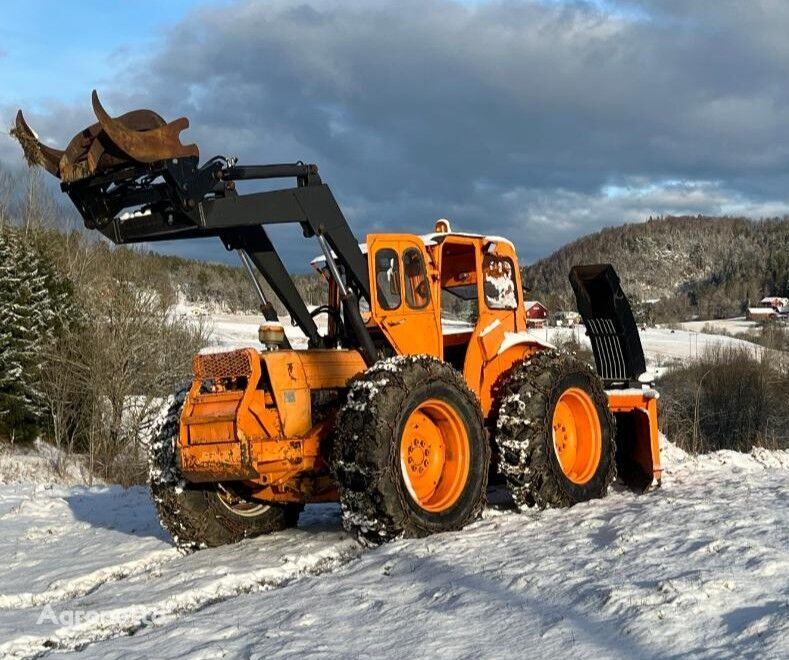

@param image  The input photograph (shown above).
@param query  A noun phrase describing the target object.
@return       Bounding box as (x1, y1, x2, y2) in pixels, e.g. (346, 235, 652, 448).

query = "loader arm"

(13, 91, 376, 354)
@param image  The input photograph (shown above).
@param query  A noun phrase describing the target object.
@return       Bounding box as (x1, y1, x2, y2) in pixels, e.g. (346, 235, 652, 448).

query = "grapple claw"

(11, 111, 64, 177)
(91, 90, 199, 165)
(12, 91, 200, 183)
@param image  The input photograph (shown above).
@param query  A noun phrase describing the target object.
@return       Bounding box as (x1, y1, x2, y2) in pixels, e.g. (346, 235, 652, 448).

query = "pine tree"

(0, 225, 72, 442)
(0, 227, 27, 439)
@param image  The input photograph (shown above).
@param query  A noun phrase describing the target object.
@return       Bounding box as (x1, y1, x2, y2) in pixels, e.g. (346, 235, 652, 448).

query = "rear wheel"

(332, 356, 490, 545)
(148, 388, 300, 551)
(494, 350, 616, 508)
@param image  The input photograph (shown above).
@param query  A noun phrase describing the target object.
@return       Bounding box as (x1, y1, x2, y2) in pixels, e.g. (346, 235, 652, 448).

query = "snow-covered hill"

(0, 438, 786, 658)
(521, 215, 789, 315)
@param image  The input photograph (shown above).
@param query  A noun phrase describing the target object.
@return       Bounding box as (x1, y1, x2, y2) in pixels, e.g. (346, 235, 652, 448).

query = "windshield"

(441, 284, 478, 323)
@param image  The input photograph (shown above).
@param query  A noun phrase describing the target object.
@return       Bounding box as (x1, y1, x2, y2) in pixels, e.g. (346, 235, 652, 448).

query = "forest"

(523, 215, 789, 321)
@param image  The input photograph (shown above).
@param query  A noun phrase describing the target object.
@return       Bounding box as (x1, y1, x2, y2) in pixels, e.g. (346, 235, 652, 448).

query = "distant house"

(759, 296, 789, 310)
(747, 307, 778, 321)
(524, 300, 548, 328)
(554, 310, 581, 328)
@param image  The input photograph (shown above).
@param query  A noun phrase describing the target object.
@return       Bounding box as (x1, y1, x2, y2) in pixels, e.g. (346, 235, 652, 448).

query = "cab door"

(367, 235, 441, 358)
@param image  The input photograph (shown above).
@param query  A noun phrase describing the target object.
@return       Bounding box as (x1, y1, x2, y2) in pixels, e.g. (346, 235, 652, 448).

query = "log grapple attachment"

(12, 90, 198, 183)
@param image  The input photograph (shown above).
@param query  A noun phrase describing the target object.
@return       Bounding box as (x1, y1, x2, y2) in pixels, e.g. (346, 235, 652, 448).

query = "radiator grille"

(194, 349, 253, 380)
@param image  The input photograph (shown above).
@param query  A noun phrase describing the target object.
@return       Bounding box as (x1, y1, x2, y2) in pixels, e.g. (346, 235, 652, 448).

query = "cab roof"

(310, 230, 514, 267)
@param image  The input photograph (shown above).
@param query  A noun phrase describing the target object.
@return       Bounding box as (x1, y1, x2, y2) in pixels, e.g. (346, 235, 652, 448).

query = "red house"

(747, 307, 778, 321)
(759, 296, 789, 310)
(524, 300, 548, 328)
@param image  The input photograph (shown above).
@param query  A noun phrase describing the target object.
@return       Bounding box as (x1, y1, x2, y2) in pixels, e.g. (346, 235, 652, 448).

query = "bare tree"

(64, 278, 205, 484)
(21, 168, 56, 237)
(40, 344, 88, 476)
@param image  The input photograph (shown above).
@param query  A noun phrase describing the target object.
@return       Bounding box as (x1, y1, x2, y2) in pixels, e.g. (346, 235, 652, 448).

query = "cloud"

(4, 0, 789, 267)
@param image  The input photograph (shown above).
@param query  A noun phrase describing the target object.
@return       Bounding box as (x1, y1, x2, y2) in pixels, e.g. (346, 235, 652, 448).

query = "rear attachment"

(569, 264, 646, 386)
(570, 264, 661, 489)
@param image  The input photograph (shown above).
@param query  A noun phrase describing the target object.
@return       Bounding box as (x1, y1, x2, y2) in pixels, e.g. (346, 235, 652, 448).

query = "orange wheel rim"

(399, 399, 470, 512)
(551, 387, 602, 485)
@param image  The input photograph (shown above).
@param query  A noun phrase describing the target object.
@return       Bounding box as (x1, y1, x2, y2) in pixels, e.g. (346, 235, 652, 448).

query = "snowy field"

(1, 311, 786, 658)
(680, 317, 760, 336)
(0, 439, 787, 658)
(200, 308, 764, 380)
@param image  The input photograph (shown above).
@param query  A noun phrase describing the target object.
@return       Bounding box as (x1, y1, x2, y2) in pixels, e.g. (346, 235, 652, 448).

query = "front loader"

(13, 93, 661, 548)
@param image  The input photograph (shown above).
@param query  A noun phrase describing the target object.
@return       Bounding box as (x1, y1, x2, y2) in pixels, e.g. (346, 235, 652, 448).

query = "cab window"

(374, 248, 402, 310)
(403, 248, 430, 309)
(482, 254, 517, 310)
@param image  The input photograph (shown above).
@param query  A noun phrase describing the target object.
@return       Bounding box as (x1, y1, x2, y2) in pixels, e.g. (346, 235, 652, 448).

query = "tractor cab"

(367, 220, 528, 357)
(365, 221, 536, 414)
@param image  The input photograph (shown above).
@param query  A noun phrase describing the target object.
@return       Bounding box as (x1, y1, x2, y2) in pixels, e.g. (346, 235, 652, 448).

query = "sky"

(2, 0, 789, 270)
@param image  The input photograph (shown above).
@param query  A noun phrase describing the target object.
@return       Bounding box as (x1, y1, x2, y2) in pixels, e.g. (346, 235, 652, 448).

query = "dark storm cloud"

(5, 1, 789, 267)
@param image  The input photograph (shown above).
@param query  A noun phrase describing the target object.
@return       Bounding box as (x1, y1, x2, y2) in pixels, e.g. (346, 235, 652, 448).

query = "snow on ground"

(0, 440, 92, 488)
(534, 325, 762, 379)
(0, 438, 786, 659)
(186, 308, 313, 352)
(3, 308, 778, 657)
(680, 317, 760, 336)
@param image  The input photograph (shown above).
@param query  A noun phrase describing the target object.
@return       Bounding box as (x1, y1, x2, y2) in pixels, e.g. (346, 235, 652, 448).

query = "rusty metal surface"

(180, 443, 259, 483)
(91, 90, 198, 165)
(59, 106, 168, 182)
(11, 111, 63, 176)
(194, 349, 255, 381)
(11, 90, 200, 182)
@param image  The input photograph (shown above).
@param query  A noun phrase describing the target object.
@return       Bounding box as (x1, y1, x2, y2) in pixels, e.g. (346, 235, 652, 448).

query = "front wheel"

(332, 356, 490, 545)
(494, 350, 616, 508)
(148, 388, 300, 551)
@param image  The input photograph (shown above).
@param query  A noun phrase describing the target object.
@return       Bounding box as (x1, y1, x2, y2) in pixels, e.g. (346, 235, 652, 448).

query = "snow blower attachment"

(570, 264, 661, 491)
(13, 92, 661, 549)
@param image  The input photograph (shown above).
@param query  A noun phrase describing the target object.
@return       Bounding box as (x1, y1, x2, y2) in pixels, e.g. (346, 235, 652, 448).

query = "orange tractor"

(14, 94, 661, 547)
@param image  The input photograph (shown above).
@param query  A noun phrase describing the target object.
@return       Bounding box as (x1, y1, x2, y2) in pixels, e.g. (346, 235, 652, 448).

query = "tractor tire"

(494, 350, 616, 508)
(148, 388, 300, 551)
(332, 355, 490, 545)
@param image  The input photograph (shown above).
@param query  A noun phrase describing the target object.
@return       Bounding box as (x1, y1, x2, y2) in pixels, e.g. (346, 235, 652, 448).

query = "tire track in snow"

(0, 538, 363, 659)
(0, 549, 180, 609)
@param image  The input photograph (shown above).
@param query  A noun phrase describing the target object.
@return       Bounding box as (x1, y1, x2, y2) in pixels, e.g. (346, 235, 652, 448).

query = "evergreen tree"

(0, 226, 72, 442)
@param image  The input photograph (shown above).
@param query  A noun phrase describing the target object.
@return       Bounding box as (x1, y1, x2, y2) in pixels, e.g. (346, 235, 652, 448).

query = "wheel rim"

(399, 398, 470, 512)
(551, 387, 602, 485)
(215, 484, 270, 518)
